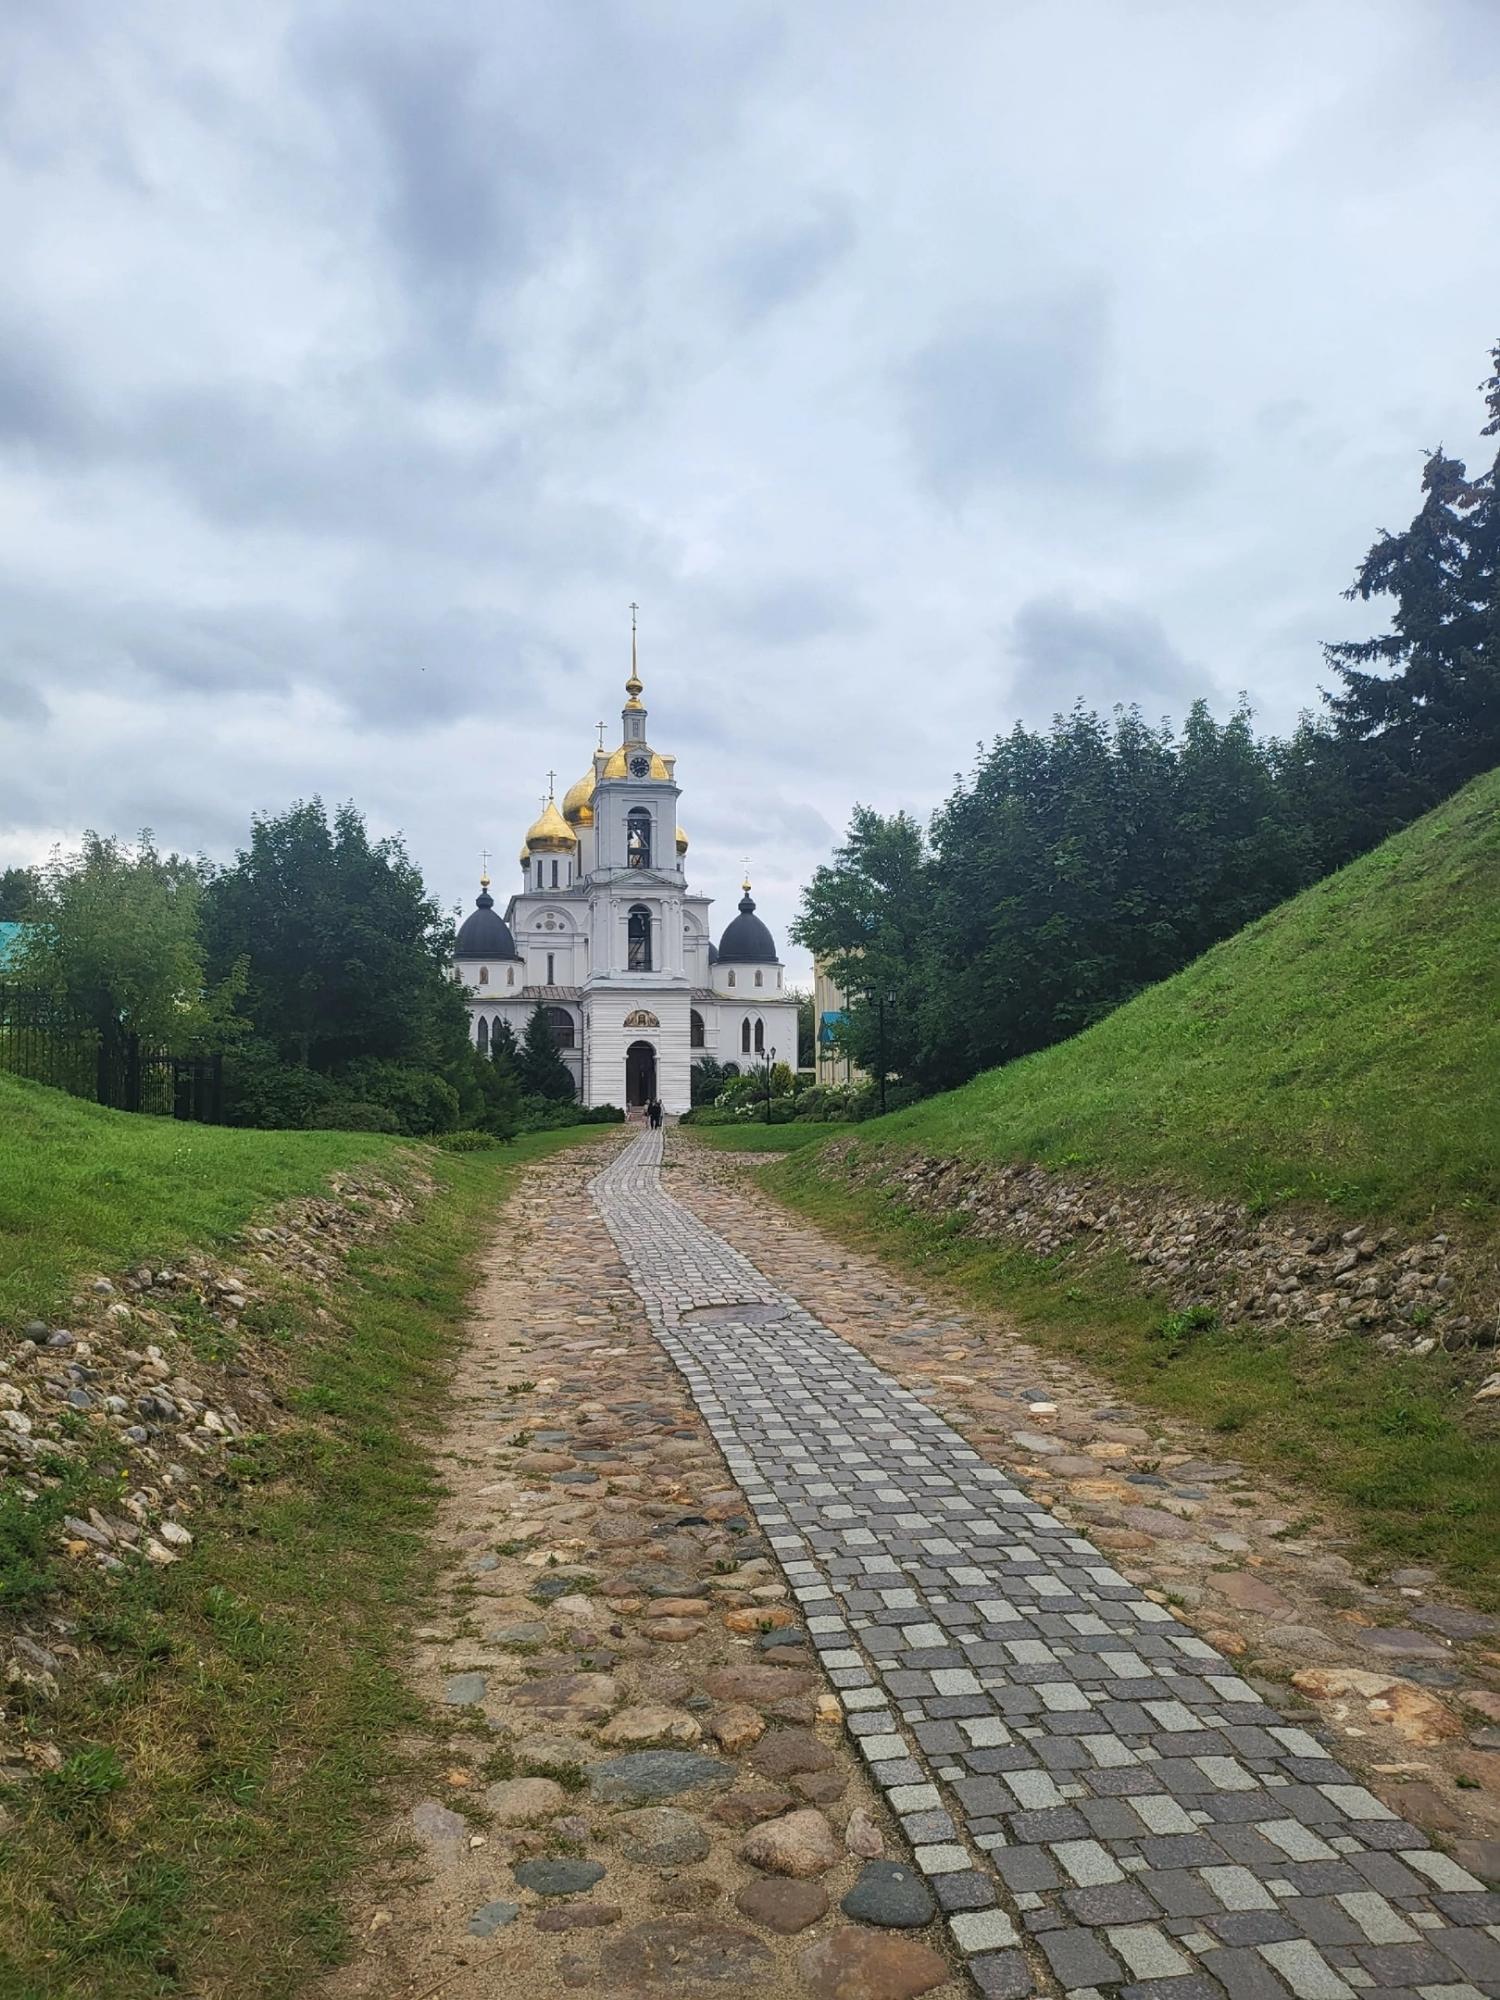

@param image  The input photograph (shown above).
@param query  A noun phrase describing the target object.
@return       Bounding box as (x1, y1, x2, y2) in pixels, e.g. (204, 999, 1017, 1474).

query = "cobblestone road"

(594, 1129, 1500, 2000)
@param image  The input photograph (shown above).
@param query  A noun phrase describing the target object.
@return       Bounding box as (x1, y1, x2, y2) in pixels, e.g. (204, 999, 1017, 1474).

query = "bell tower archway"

(625, 1039, 657, 1108)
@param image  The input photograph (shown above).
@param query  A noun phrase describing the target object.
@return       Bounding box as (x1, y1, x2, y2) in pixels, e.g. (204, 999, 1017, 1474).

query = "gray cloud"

(900, 288, 1210, 505)
(1006, 594, 1211, 727)
(719, 200, 857, 325)
(1, 0, 1497, 986)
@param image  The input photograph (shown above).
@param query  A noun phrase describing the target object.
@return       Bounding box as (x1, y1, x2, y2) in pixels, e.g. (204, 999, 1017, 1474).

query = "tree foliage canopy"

(202, 799, 466, 1075)
(15, 832, 237, 1048)
(798, 340, 1500, 1102)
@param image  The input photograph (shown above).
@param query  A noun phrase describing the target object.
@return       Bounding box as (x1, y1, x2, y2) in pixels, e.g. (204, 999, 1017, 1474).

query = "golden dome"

(676, 825, 689, 853)
(601, 743, 669, 781)
(525, 798, 577, 852)
(518, 842, 530, 863)
(561, 769, 596, 825)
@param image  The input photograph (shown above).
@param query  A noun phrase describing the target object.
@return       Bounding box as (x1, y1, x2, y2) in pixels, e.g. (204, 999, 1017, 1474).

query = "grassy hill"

(768, 770, 1500, 1595)
(847, 764, 1500, 1232)
(0, 1071, 401, 1331)
(0, 1076, 613, 1997)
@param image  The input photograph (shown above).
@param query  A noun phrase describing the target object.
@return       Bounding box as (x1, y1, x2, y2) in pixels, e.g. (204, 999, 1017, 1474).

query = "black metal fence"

(0, 984, 224, 1122)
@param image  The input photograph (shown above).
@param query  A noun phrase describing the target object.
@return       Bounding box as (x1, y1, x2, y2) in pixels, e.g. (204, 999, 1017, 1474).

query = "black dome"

(717, 889, 778, 964)
(455, 888, 520, 959)
(707, 939, 719, 965)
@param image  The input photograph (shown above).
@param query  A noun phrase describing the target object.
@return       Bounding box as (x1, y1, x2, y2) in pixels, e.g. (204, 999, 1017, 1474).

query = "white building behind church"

(451, 649, 797, 1114)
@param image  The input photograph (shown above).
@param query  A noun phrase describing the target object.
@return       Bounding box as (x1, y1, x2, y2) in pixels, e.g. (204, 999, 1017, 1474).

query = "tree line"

(795, 339, 1500, 1102)
(3, 802, 602, 1137)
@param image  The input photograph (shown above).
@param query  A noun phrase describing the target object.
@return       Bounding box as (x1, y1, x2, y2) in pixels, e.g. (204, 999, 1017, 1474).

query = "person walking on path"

(647, 1097, 663, 1129)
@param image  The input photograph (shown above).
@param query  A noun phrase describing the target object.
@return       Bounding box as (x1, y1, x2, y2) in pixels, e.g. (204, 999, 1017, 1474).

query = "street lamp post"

(762, 1046, 777, 1126)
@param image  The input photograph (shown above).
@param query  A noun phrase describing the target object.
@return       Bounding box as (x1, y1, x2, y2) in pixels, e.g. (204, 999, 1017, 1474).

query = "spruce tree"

(1323, 340, 1500, 819)
(519, 1003, 575, 1102)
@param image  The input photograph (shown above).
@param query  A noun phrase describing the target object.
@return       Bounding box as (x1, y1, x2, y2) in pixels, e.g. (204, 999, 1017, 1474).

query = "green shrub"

(436, 1128, 504, 1152)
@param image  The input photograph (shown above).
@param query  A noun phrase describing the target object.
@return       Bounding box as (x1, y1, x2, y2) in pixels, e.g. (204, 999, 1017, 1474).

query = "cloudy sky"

(2, 0, 1497, 982)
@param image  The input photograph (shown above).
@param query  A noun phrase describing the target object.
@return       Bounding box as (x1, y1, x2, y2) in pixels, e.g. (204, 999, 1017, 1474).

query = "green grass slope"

(0, 1072, 402, 1330)
(862, 765, 1500, 1231)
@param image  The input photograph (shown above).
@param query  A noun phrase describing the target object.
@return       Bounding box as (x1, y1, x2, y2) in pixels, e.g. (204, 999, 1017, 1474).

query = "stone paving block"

(594, 1133, 1485, 2000)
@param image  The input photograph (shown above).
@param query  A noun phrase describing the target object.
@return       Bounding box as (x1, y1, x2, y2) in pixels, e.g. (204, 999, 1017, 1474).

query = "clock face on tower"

(628, 752, 651, 778)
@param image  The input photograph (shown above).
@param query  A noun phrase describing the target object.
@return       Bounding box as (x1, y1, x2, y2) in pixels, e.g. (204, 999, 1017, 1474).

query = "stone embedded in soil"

(709, 1785, 796, 1827)
(484, 1776, 568, 1823)
(844, 1806, 885, 1858)
(725, 1603, 795, 1633)
(587, 1749, 736, 1804)
(734, 1876, 829, 1934)
(747, 1727, 835, 1779)
(467, 1898, 521, 1936)
(492, 1620, 550, 1647)
(1211, 1570, 1299, 1618)
(623, 1806, 711, 1867)
(653, 1878, 725, 1912)
(738, 1805, 840, 1877)
(535, 1903, 623, 1931)
(409, 1799, 468, 1847)
(600, 1917, 774, 1987)
(840, 1859, 938, 1929)
(643, 1616, 703, 1642)
(1117, 1504, 1199, 1541)
(512, 1856, 607, 1896)
(1454, 1837, 1500, 1884)
(709, 1702, 765, 1752)
(442, 1671, 488, 1705)
(599, 1703, 703, 1747)
(1358, 1625, 1453, 1661)
(793, 1768, 848, 1804)
(798, 1928, 950, 2000)
(510, 1671, 619, 1721)
(703, 1664, 814, 1704)
(1415, 1602, 1500, 1640)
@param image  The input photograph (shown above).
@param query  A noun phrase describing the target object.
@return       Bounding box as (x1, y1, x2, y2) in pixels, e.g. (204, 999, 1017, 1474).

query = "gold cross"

(596, 720, 607, 750)
(546, 768, 556, 798)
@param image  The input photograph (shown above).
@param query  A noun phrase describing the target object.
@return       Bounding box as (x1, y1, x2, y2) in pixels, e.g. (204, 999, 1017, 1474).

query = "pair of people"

(646, 1097, 663, 1129)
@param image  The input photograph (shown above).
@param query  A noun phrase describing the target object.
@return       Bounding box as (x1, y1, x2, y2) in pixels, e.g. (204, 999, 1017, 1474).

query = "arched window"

(627, 808, 652, 869)
(544, 1006, 575, 1049)
(550, 858, 559, 888)
(628, 904, 652, 971)
(476, 1015, 489, 1052)
(690, 1009, 705, 1049)
(478, 965, 489, 985)
(506, 966, 515, 986)
(727, 970, 736, 987)
(722, 1061, 740, 1078)
(754, 1018, 765, 1054)
(754, 969, 763, 988)
(741, 1017, 751, 1053)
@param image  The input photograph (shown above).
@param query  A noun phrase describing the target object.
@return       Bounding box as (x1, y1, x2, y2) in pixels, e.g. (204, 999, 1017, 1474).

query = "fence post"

(211, 1052, 224, 1124)
(124, 1031, 141, 1113)
(97, 1007, 115, 1107)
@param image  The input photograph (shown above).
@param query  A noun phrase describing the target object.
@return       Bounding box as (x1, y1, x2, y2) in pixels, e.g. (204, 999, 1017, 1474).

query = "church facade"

(452, 650, 797, 1114)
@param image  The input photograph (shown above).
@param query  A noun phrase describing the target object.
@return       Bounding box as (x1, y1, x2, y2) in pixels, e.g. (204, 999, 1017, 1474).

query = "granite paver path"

(594, 1129, 1500, 2000)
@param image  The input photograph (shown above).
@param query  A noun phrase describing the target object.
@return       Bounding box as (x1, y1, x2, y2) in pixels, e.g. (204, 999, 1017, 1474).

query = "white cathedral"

(452, 645, 798, 1114)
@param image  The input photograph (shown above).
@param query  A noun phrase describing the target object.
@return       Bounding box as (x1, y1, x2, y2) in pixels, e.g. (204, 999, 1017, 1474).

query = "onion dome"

(601, 742, 669, 780)
(518, 842, 530, 864)
(717, 879, 778, 963)
(455, 882, 520, 959)
(676, 825, 689, 855)
(525, 796, 577, 852)
(562, 768, 596, 825)
(708, 939, 719, 965)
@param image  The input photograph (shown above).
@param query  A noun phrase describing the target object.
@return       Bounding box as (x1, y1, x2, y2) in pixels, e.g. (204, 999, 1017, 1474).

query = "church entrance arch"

(625, 1039, 657, 1108)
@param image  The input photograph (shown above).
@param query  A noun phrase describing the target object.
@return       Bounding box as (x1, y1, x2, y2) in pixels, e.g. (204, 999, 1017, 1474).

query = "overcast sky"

(2, 1, 1497, 983)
